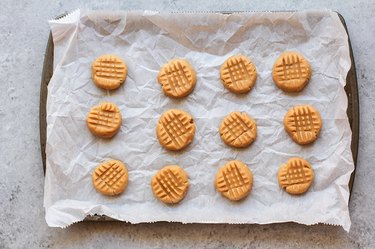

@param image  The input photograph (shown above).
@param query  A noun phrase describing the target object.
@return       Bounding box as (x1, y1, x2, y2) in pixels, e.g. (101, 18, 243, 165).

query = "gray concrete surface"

(0, 0, 374, 248)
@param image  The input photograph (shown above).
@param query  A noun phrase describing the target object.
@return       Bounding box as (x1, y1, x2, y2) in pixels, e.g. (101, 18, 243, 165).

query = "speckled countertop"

(0, 0, 374, 248)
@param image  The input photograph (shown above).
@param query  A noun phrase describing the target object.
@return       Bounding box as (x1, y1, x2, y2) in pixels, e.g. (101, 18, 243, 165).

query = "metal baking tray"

(40, 12, 359, 221)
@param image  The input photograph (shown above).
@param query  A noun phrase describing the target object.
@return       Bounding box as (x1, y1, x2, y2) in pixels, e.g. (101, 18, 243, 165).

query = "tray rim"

(39, 11, 359, 221)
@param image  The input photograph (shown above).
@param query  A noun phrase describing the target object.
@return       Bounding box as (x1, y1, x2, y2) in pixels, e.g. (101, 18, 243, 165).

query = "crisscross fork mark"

(226, 58, 250, 88)
(95, 61, 125, 70)
(224, 114, 251, 143)
(100, 163, 119, 182)
(88, 110, 118, 129)
(169, 112, 190, 135)
(286, 159, 307, 185)
(160, 119, 181, 147)
(95, 163, 115, 185)
(94, 61, 126, 79)
(176, 61, 190, 89)
(283, 55, 297, 80)
(292, 107, 314, 142)
(155, 170, 181, 200)
(165, 64, 182, 96)
(234, 112, 253, 135)
(306, 107, 316, 133)
(161, 112, 190, 147)
(279, 55, 305, 82)
(105, 171, 126, 189)
(223, 119, 244, 144)
(222, 163, 246, 193)
(165, 62, 189, 95)
(96, 163, 125, 190)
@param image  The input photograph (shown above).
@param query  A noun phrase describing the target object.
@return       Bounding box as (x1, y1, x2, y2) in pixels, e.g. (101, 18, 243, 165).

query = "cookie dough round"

(92, 160, 128, 196)
(272, 51, 311, 92)
(278, 157, 314, 195)
(220, 54, 257, 94)
(156, 109, 195, 151)
(219, 112, 257, 148)
(215, 160, 253, 201)
(284, 105, 322, 145)
(87, 102, 122, 138)
(157, 59, 196, 98)
(92, 54, 128, 90)
(151, 165, 189, 204)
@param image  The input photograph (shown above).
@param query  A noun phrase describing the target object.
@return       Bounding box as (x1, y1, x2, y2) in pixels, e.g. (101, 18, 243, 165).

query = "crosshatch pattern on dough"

(219, 112, 257, 148)
(92, 160, 128, 196)
(220, 55, 257, 93)
(87, 102, 122, 138)
(215, 160, 253, 201)
(92, 55, 127, 90)
(284, 105, 322, 145)
(151, 165, 189, 204)
(158, 59, 196, 98)
(273, 52, 311, 92)
(156, 109, 195, 151)
(278, 157, 314, 195)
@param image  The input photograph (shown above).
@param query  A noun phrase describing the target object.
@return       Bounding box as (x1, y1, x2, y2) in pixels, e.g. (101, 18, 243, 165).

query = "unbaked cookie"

(157, 59, 196, 98)
(284, 105, 322, 145)
(272, 51, 311, 92)
(92, 54, 127, 90)
(92, 160, 128, 196)
(219, 112, 257, 148)
(86, 102, 122, 138)
(278, 157, 314, 195)
(220, 54, 257, 94)
(156, 109, 195, 151)
(215, 160, 253, 201)
(151, 165, 189, 204)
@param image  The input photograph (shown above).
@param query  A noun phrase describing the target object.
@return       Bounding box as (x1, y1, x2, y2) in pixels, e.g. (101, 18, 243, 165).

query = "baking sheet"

(44, 10, 355, 231)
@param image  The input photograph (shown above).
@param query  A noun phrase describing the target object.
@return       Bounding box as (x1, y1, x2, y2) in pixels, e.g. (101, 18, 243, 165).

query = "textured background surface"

(0, 0, 374, 248)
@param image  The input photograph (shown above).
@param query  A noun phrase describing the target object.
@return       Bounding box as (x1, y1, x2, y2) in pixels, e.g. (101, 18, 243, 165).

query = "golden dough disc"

(158, 59, 196, 98)
(278, 157, 314, 195)
(215, 160, 253, 201)
(272, 51, 311, 92)
(92, 54, 127, 90)
(151, 165, 189, 204)
(220, 54, 257, 94)
(92, 160, 128, 196)
(219, 112, 257, 148)
(86, 102, 122, 138)
(284, 105, 322, 145)
(156, 109, 195, 151)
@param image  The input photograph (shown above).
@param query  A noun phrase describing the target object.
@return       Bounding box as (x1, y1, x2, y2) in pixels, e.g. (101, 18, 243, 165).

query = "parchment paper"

(45, 10, 354, 231)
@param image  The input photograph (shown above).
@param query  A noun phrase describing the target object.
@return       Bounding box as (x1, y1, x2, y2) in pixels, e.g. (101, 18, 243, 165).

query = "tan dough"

(92, 160, 128, 196)
(278, 157, 314, 195)
(272, 51, 311, 92)
(220, 54, 257, 94)
(92, 54, 127, 90)
(219, 112, 257, 148)
(157, 59, 196, 98)
(156, 109, 195, 151)
(284, 105, 322, 145)
(215, 160, 253, 201)
(151, 165, 189, 204)
(86, 102, 122, 138)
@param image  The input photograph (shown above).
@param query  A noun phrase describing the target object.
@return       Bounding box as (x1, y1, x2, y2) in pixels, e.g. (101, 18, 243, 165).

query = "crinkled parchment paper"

(44, 9, 354, 231)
